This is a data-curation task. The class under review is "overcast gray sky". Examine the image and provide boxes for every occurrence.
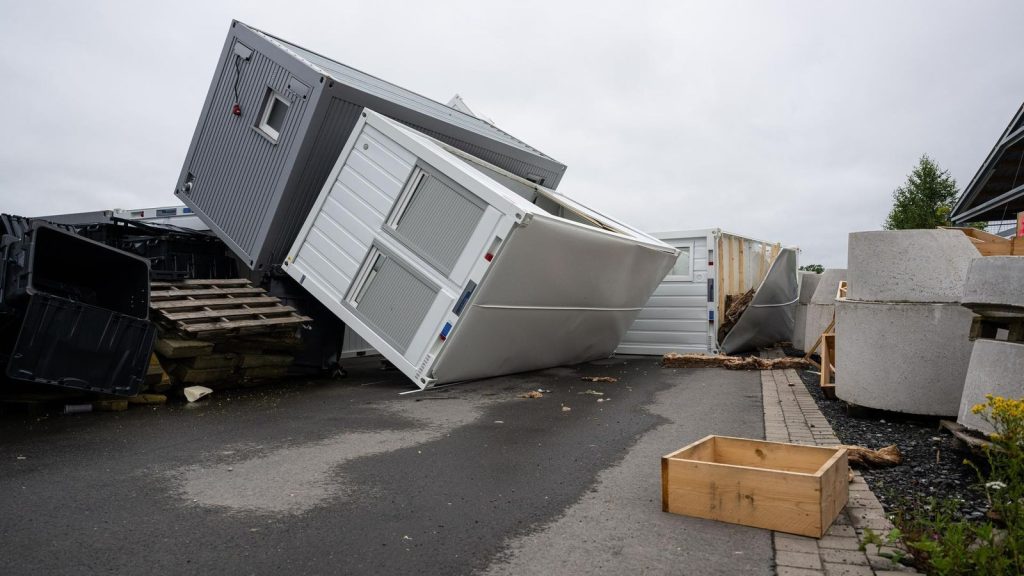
[1,0,1022,267]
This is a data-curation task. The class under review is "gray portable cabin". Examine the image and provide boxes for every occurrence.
[175,20,567,274]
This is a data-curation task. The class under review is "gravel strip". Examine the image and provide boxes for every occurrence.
[796,369,988,521]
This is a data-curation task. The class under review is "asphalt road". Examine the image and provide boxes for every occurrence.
[0,356,771,575]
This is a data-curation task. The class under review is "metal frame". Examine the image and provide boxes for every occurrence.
[952,101,1024,224]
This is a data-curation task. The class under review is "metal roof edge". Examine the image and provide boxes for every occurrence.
[236,21,562,166]
[951,100,1024,219]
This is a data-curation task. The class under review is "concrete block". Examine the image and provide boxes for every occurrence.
[957,339,1024,433]
[835,299,973,416]
[793,304,809,350]
[847,230,978,303]
[798,271,823,305]
[961,256,1024,313]
[810,269,847,305]
[802,302,837,350]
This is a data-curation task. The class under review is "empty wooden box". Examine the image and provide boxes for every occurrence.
[662,435,848,537]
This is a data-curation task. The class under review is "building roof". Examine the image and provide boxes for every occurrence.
[246,23,559,164]
[951,101,1024,224]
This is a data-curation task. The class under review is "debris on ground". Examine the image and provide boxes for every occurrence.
[92,399,130,412]
[184,386,213,403]
[579,390,604,396]
[580,376,618,383]
[717,288,755,342]
[661,353,810,371]
[561,405,571,412]
[519,391,544,399]
[127,394,168,405]
[831,444,903,469]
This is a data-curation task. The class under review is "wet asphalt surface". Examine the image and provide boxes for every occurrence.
[0,356,769,576]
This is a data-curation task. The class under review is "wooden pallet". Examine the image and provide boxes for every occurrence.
[150,279,312,336]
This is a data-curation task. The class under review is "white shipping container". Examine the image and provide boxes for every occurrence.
[617,229,785,356]
[283,110,677,388]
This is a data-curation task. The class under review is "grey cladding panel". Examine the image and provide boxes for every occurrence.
[356,255,437,352]
[393,171,484,275]
[185,39,310,259]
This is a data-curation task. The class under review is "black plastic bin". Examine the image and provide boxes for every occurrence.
[5,294,156,395]
[0,215,156,396]
[2,220,150,319]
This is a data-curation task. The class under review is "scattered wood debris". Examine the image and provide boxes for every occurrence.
[579,389,604,396]
[519,391,543,399]
[717,288,754,342]
[830,444,902,469]
[939,419,994,456]
[127,394,168,405]
[92,399,129,412]
[580,376,618,383]
[661,353,811,371]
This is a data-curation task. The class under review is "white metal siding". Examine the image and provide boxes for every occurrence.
[617,235,712,355]
[291,125,416,301]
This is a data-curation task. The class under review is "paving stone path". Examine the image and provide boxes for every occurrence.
[761,366,919,576]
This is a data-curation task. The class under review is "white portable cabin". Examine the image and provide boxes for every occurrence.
[617,229,783,356]
[283,110,677,388]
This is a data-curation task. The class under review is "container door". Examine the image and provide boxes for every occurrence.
[617,237,713,355]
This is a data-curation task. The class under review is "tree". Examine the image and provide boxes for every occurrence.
[883,155,960,230]
[799,264,824,274]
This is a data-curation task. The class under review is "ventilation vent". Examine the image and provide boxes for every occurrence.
[349,249,437,352]
[387,166,485,275]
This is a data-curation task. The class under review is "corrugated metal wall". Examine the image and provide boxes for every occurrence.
[184,39,310,262]
[264,97,363,267]
[617,235,712,355]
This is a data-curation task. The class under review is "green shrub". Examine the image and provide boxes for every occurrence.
[875,395,1023,575]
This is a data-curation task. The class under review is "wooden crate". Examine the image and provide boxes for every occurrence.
[662,435,848,537]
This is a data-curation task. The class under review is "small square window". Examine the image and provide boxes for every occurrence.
[671,247,692,276]
[257,90,289,141]
[666,243,694,281]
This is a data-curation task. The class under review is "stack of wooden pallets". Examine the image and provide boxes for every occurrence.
[149,279,312,389]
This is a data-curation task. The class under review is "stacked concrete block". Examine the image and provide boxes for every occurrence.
[792,271,822,351]
[957,256,1024,434]
[800,269,846,352]
[836,230,978,416]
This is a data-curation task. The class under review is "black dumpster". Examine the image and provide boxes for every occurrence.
[0,215,156,396]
